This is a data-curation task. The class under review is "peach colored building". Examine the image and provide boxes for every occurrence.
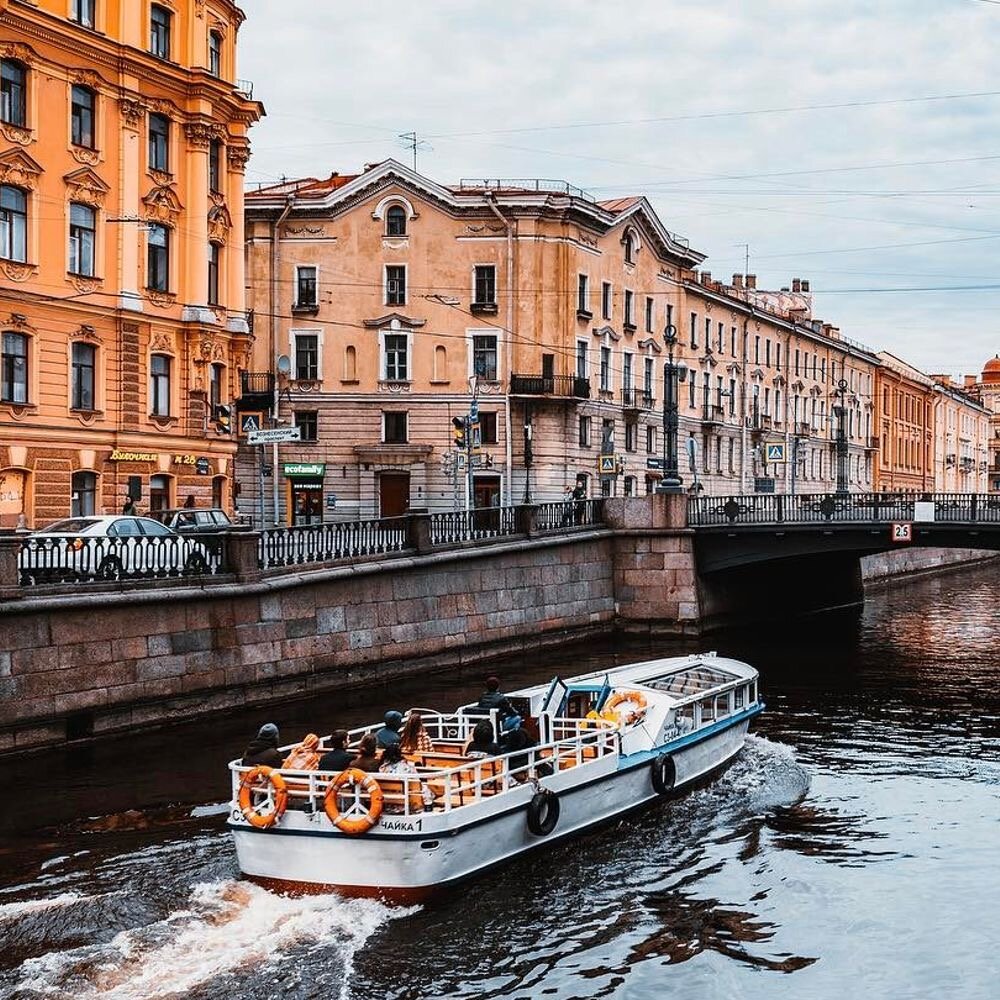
[0,0,261,527]
[874,353,935,493]
[928,376,989,493]
[238,161,882,526]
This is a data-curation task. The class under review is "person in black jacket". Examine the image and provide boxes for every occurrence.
[500,714,536,779]
[476,677,515,719]
[317,730,354,772]
[241,723,283,767]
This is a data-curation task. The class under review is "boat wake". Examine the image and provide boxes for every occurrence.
[3,880,405,1000]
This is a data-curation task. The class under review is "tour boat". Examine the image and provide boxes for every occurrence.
[227,653,763,902]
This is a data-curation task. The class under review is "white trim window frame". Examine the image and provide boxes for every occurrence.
[600,343,613,393]
[294,264,318,308]
[467,328,500,382]
[578,273,590,314]
[291,328,323,382]
[601,281,613,321]
[575,338,589,380]
[384,263,407,306]
[472,263,497,306]
[380,329,411,382]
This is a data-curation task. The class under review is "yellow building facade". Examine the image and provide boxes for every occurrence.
[0,0,261,527]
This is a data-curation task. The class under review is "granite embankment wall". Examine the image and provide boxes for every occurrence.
[860,548,1000,584]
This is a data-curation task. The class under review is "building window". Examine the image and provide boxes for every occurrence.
[146,223,169,290]
[622,352,633,391]
[149,353,171,416]
[149,473,171,512]
[576,340,588,379]
[624,476,635,497]
[71,85,94,148]
[0,185,28,262]
[1,331,28,404]
[472,334,498,381]
[625,422,637,452]
[71,470,97,517]
[383,334,408,380]
[148,113,169,172]
[68,202,96,276]
[600,346,612,392]
[212,475,226,509]
[480,410,498,444]
[207,242,221,305]
[71,341,96,410]
[150,5,172,59]
[383,410,408,443]
[578,274,590,315]
[601,419,614,453]
[646,424,656,454]
[645,296,654,333]
[624,290,635,328]
[385,204,406,236]
[294,411,318,442]
[601,281,612,320]
[623,229,636,265]
[208,31,222,76]
[294,333,319,380]
[72,0,96,27]
[385,265,406,305]
[473,265,496,306]
[644,356,654,397]
[295,266,317,308]
[209,139,222,193]
[0,60,26,127]
[579,415,591,447]
[209,361,223,409]
[690,312,698,349]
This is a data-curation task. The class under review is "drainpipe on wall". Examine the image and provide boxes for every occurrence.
[271,194,295,525]
[485,193,514,506]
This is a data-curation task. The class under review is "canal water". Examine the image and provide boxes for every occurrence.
[1,565,998,1000]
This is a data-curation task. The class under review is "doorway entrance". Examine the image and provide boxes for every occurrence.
[291,480,324,525]
[378,472,410,517]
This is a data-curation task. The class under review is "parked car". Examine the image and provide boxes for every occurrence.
[151,507,233,533]
[18,515,216,584]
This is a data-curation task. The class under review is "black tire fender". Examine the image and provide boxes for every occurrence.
[651,754,676,796]
[526,789,560,837]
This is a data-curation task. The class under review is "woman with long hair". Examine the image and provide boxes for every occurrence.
[400,710,434,754]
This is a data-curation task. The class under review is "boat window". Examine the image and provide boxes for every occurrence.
[734,685,745,709]
[699,697,716,723]
[750,681,757,703]
[646,665,734,697]
[675,703,695,732]
[566,692,594,718]
[715,693,729,719]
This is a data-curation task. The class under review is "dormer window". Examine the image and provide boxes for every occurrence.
[385,204,407,237]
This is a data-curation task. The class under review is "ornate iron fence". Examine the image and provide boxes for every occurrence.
[535,498,604,531]
[18,532,228,586]
[258,517,409,570]
[429,507,519,545]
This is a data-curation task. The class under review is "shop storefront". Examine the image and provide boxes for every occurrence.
[284,463,326,525]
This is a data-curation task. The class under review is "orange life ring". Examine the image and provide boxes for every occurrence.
[604,690,648,724]
[238,766,288,829]
[324,767,384,835]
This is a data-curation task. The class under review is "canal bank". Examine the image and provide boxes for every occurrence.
[860,547,1000,585]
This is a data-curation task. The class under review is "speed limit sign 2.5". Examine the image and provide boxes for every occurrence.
[891,522,913,544]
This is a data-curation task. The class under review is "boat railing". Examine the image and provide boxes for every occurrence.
[230,717,619,820]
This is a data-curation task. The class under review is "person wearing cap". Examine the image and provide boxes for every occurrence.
[241,723,283,767]
[500,714,535,779]
[375,710,403,749]
[475,676,515,719]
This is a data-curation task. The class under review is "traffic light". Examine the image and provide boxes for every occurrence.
[451,416,466,449]
[214,403,232,433]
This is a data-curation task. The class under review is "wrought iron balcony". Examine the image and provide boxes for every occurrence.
[238,371,275,409]
[701,404,725,426]
[622,388,654,412]
[510,374,590,399]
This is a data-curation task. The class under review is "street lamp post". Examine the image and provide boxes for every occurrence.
[656,323,686,494]
[522,404,533,504]
[833,378,849,494]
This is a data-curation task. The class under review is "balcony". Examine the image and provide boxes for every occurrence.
[866,435,880,451]
[236,79,254,99]
[510,374,590,399]
[701,404,725,427]
[238,371,275,410]
[622,388,655,413]
[795,421,811,437]
[470,299,498,316]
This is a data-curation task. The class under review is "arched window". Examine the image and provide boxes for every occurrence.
[343,344,357,381]
[623,229,637,265]
[150,353,171,416]
[1,60,27,127]
[385,204,407,237]
[208,31,222,77]
[434,344,447,381]
[71,85,95,148]
[0,185,27,263]
[71,470,98,517]
[149,474,171,512]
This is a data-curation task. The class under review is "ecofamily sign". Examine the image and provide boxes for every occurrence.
[283,463,326,477]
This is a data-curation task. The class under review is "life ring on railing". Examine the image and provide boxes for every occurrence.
[527,788,560,836]
[238,766,288,829]
[604,690,648,724]
[324,767,384,835]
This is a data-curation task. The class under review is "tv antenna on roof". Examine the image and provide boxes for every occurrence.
[398,131,432,172]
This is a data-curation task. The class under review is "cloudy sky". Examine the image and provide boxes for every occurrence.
[239,0,1000,377]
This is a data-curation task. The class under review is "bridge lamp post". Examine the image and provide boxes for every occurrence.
[832,378,849,495]
[656,323,687,494]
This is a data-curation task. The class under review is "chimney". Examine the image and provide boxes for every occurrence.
[732,273,744,289]
[700,271,712,285]
[780,286,790,292]
[965,375,977,388]
[746,274,757,289]
[792,278,802,293]
[801,280,810,293]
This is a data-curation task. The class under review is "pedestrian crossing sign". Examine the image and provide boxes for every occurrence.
[240,412,264,437]
[765,443,785,463]
[598,455,617,474]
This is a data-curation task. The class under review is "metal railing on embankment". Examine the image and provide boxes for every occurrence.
[688,492,1000,527]
[258,517,409,569]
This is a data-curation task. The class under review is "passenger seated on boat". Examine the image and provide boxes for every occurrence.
[282,733,321,771]
[240,723,283,768]
[375,710,403,749]
[465,719,500,759]
[499,714,536,779]
[474,676,516,720]
[317,730,354,772]
[352,734,382,772]
[400,711,434,754]
[378,743,434,812]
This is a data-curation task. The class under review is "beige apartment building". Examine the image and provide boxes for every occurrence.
[950,356,1000,494]
[238,161,885,525]
[928,376,990,494]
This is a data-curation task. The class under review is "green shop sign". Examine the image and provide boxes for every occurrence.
[283,463,326,477]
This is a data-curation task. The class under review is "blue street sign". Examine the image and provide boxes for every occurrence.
[470,399,479,421]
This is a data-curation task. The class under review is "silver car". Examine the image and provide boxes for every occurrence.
[18,515,216,583]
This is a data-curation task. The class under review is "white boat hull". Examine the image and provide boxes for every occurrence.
[230,714,753,902]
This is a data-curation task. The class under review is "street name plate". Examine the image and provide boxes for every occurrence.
[247,427,302,445]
